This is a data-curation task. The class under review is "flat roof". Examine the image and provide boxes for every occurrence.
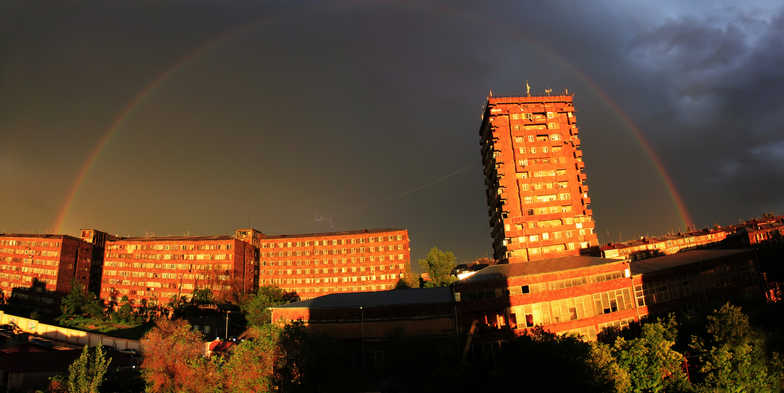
[238,228,406,240]
[274,287,453,310]
[458,256,623,284]
[629,249,753,275]
[110,235,235,242]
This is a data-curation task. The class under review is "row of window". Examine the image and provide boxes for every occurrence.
[110,243,233,252]
[0,240,60,247]
[459,270,626,301]
[514,143,563,153]
[262,256,406,266]
[262,264,403,275]
[106,253,232,260]
[0,248,60,257]
[261,235,404,249]
[261,282,391,293]
[520,182,570,191]
[634,260,758,307]
[262,244,404,257]
[104,262,231,270]
[261,274,400,284]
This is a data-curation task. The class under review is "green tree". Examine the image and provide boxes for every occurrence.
[395,262,419,289]
[240,284,290,327]
[191,288,214,304]
[273,320,340,393]
[418,247,457,288]
[63,343,111,393]
[59,279,103,321]
[612,321,689,392]
[223,325,280,393]
[691,303,783,392]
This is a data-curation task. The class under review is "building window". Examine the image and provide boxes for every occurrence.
[528,135,534,142]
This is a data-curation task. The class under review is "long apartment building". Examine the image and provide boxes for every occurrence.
[0,234,94,308]
[237,228,410,300]
[99,228,411,305]
[479,93,598,263]
[101,236,257,305]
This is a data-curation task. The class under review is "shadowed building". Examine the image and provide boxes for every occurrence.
[479,93,598,263]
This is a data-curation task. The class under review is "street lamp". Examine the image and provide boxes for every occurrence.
[225,310,231,340]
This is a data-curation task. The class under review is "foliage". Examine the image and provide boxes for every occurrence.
[58,279,103,321]
[418,247,457,288]
[223,325,280,393]
[690,303,783,392]
[611,320,689,393]
[240,284,290,327]
[395,262,419,289]
[64,343,111,393]
[140,318,206,393]
[190,289,215,304]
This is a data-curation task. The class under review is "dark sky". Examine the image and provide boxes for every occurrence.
[2,0,783,270]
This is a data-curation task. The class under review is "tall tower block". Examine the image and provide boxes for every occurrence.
[479,93,598,263]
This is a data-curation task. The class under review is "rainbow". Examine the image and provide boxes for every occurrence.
[53,1,692,234]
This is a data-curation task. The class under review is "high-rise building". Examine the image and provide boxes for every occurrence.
[479,93,598,263]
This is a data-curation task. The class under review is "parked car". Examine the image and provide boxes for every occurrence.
[29,338,54,348]
[0,324,15,332]
[118,348,139,356]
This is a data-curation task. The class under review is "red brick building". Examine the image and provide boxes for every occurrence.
[101,236,257,305]
[479,93,598,263]
[237,228,410,300]
[269,249,765,359]
[0,234,94,309]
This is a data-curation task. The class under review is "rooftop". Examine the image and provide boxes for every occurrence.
[273,287,453,310]
[629,249,753,275]
[110,235,235,243]
[457,256,623,284]
[253,228,406,240]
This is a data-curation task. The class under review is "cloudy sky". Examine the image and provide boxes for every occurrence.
[2,0,782,268]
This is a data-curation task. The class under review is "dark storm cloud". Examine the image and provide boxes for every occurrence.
[2,0,783,263]
[619,7,784,220]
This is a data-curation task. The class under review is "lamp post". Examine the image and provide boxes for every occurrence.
[360,306,365,371]
[225,310,231,340]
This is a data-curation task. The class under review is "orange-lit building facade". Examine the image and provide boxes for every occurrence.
[0,234,93,307]
[100,228,411,305]
[479,94,598,263]
[237,228,410,300]
[101,236,257,305]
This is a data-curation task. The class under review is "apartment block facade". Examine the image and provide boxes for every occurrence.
[479,94,598,263]
[237,228,410,300]
[0,234,93,307]
[101,236,257,305]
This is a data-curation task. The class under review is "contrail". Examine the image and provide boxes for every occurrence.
[270,164,473,233]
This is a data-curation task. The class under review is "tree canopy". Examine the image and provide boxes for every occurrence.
[240,284,292,327]
[418,247,457,287]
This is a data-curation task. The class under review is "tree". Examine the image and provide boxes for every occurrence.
[223,325,280,393]
[59,343,111,393]
[612,321,689,392]
[691,303,783,392]
[418,247,457,288]
[240,284,290,327]
[190,288,214,304]
[273,320,341,393]
[59,279,103,321]
[395,262,419,289]
[140,318,209,393]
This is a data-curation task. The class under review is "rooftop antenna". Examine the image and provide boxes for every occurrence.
[526,81,530,96]
[489,90,493,97]
[545,87,552,96]
[565,88,568,95]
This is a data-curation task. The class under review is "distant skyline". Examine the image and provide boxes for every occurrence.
[2,1,783,271]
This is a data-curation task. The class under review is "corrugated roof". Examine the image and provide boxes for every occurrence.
[629,249,752,275]
[274,287,454,310]
[458,256,622,284]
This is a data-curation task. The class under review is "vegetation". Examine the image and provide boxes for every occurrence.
[49,343,111,393]
[239,284,293,327]
[418,247,457,287]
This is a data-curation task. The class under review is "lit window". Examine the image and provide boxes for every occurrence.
[528,135,534,142]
